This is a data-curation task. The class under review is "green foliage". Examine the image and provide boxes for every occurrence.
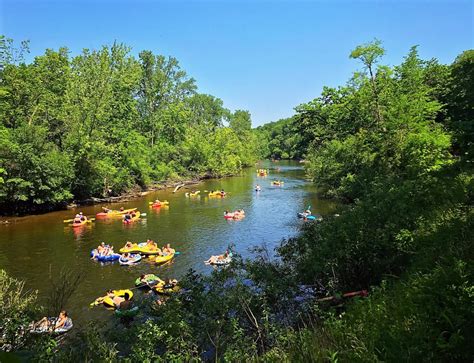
[53,322,119,361]
[3,37,472,362]
[446,50,474,162]
[0,270,38,352]
[254,117,303,159]
[277,41,474,361]
[0,37,258,213]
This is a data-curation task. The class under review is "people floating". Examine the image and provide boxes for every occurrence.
[95,290,132,309]
[161,243,175,255]
[91,242,115,259]
[146,239,159,252]
[30,310,70,333]
[224,209,245,220]
[73,212,87,224]
[205,250,232,265]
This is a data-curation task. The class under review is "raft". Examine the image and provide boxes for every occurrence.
[134,274,163,288]
[208,191,225,197]
[151,201,169,208]
[271,181,284,186]
[149,253,175,264]
[90,249,120,262]
[123,211,141,224]
[224,212,244,220]
[153,282,180,295]
[185,191,200,197]
[93,289,134,309]
[119,242,163,255]
[210,256,232,266]
[119,254,142,265]
[96,208,137,218]
[70,219,88,227]
[29,318,73,335]
[297,212,316,220]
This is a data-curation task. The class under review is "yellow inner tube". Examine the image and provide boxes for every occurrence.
[126,211,141,221]
[150,253,175,264]
[103,208,137,217]
[96,289,133,309]
[154,283,180,295]
[119,243,162,255]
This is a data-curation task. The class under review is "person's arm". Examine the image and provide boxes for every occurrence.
[54,317,66,330]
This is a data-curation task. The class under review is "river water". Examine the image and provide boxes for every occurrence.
[0,161,336,325]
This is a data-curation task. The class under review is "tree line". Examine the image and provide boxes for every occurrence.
[0,40,472,361]
[0,36,258,214]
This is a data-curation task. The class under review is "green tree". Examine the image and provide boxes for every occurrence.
[350,39,385,126]
[137,51,196,146]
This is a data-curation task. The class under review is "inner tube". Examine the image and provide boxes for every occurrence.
[153,283,180,295]
[96,208,137,218]
[115,306,139,318]
[151,201,169,208]
[29,318,73,335]
[297,212,316,220]
[90,249,121,262]
[151,253,175,264]
[186,191,200,197]
[119,254,142,265]
[119,242,162,255]
[134,274,163,288]
[210,257,232,266]
[71,219,87,227]
[123,211,141,224]
[102,289,134,309]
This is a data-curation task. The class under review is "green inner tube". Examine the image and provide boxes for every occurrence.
[115,306,139,318]
[134,274,160,287]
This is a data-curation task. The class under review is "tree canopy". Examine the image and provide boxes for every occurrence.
[0,38,259,213]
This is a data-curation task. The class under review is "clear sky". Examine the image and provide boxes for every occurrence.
[1,0,473,126]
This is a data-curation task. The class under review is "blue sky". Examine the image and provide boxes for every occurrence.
[1,0,472,126]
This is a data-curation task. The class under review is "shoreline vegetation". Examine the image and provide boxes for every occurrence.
[0,36,259,216]
[1,37,473,361]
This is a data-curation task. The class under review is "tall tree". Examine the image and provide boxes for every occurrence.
[137,51,196,146]
[350,39,385,126]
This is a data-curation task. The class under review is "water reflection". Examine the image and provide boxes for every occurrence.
[0,161,337,324]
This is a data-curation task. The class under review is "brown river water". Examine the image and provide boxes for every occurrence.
[0,161,337,325]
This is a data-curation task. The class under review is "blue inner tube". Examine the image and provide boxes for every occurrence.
[90,250,120,262]
[119,254,142,265]
[97,253,120,262]
[297,212,316,220]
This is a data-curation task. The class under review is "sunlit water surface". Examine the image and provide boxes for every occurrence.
[0,161,336,325]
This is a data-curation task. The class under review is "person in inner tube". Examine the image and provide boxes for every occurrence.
[32,310,68,331]
[119,294,132,310]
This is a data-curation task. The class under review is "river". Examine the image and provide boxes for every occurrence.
[0,161,336,325]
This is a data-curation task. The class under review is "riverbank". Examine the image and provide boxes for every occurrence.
[0,172,236,219]
[0,161,337,323]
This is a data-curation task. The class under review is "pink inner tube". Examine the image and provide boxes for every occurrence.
[224,214,234,219]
